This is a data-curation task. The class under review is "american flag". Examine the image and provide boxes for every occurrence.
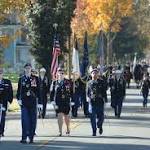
[50,36,61,79]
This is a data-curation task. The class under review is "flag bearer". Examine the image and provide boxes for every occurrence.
[87,68,106,136]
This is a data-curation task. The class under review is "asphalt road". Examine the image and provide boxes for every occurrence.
[1,83,150,150]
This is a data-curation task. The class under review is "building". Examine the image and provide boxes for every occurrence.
[0,14,35,72]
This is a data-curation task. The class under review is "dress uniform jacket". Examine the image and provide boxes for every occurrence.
[0,78,13,135]
[16,75,41,108]
[0,79,13,110]
[87,79,106,106]
[39,76,50,118]
[50,78,73,115]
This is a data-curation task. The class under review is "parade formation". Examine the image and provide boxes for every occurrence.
[0,61,150,143]
[0,1,150,149]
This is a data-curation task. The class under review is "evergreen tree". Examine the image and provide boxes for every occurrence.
[113,17,148,61]
[26,0,76,70]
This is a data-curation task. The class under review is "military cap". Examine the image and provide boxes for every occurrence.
[90,68,99,74]
[40,67,46,72]
[24,63,32,68]
[115,70,122,74]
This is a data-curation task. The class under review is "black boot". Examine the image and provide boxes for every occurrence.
[99,127,103,135]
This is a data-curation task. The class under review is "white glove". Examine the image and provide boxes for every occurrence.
[51,101,56,106]
[70,102,75,106]
[2,107,6,111]
[86,97,90,102]
[18,100,22,106]
[37,104,43,110]
[88,103,92,113]
[55,105,58,109]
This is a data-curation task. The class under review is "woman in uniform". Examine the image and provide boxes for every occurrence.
[50,67,73,136]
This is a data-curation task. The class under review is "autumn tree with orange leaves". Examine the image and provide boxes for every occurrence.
[72,0,133,64]
[0,0,33,65]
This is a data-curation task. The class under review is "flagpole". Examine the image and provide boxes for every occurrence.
[97,23,104,72]
[53,23,58,80]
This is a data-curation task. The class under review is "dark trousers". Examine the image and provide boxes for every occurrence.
[114,98,123,117]
[0,111,6,135]
[42,99,47,118]
[81,91,89,116]
[21,106,37,141]
[72,93,80,117]
[90,105,104,134]
[142,92,148,106]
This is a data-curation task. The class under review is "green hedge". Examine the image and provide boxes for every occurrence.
[3,73,19,83]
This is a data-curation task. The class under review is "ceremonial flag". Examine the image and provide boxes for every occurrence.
[50,35,61,79]
[133,53,137,72]
[97,30,104,66]
[72,37,80,76]
[80,32,89,77]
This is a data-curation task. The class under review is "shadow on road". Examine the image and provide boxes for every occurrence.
[1,140,150,150]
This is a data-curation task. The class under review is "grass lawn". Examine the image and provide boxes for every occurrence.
[4,73,19,83]
[8,83,20,112]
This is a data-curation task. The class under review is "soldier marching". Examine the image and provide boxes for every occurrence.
[86,67,107,136]
[0,61,150,142]
[50,67,74,136]
[38,67,50,119]
[16,63,42,144]
[0,68,13,139]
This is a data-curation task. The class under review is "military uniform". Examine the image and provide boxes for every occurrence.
[72,78,82,117]
[87,76,106,136]
[50,78,73,115]
[16,74,41,143]
[109,74,126,118]
[124,64,132,88]
[0,79,13,136]
[39,75,50,118]
[141,77,150,107]
[80,75,91,117]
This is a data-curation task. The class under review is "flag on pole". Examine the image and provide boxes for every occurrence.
[97,30,104,66]
[72,37,80,76]
[133,53,137,72]
[80,32,89,77]
[50,35,61,79]
[96,30,104,73]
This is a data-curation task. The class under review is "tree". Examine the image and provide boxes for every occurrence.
[113,17,148,62]
[133,0,150,53]
[26,0,76,72]
[72,0,133,64]
[0,0,32,66]
[0,0,32,22]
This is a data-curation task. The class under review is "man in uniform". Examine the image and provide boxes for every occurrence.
[16,63,42,144]
[39,68,50,118]
[141,73,150,108]
[109,70,126,118]
[0,68,13,139]
[86,68,107,136]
